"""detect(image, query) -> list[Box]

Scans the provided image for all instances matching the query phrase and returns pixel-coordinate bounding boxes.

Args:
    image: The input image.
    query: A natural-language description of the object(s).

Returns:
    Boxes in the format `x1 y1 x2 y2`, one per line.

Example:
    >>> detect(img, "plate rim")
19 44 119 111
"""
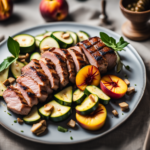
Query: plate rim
0 22 146 144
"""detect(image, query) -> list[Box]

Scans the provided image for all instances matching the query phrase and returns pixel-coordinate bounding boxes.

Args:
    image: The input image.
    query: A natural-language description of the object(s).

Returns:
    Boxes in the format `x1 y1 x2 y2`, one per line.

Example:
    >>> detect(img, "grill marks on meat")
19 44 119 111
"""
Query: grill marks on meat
17 76 48 102
39 58 60 90
49 48 76 83
21 59 53 94
41 51 69 87
3 86 31 115
16 83 38 107
67 48 86 73
77 36 117 73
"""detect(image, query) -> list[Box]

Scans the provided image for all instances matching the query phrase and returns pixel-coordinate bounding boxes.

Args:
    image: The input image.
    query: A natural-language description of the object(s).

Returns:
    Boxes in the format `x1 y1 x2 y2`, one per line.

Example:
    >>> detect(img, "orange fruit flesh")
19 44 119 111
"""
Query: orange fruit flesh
101 75 127 94
76 104 107 130
76 65 101 91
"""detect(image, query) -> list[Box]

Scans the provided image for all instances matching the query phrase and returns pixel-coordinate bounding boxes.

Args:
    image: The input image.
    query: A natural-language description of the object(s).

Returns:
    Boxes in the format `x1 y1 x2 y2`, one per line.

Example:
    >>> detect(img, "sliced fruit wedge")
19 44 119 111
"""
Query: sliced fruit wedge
0 68 9 82
76 65 101 91
51 31 73 48
76 94 99 115
77 31 90 41
76 103 107 130
23 106 41 124
54 86 73 106
84 85 110 105
49 100 72 122
13 34 35 53
73 89 86 105
0 82 7 97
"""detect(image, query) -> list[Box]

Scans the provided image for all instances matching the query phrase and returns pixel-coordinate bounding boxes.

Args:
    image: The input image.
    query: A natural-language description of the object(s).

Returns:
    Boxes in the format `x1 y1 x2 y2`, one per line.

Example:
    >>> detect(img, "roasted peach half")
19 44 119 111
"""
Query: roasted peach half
76 65 101 91
76 103 107 130
100 75 127 99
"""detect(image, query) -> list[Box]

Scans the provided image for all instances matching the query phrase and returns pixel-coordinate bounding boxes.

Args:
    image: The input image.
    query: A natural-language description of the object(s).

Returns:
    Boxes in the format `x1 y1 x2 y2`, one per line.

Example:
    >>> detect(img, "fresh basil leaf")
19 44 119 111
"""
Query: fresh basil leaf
120 37 124 42
100 32 110 44
0 56 17 72
7 37 20 58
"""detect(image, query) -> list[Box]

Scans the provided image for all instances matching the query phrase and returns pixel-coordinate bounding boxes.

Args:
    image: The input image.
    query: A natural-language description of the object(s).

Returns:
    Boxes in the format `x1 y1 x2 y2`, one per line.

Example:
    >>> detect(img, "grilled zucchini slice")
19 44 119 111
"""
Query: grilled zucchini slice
54 86 73 106
77 31 90 41
0 82 7 97
0 68 9 82
84 85 110 105
39 104 51 120
30 52 41 61
66 31 79 45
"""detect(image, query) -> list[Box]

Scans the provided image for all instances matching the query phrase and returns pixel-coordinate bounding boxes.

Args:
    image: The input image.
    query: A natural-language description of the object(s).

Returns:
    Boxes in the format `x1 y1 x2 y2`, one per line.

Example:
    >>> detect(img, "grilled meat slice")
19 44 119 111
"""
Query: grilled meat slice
16 83 38 107
99 47 117 70
3 86 31 115
67 48 86 73
49 48 76 83
17 76 48 102
41 51 69 87
39 58 59 90
21 59 53 94
68 46 89 65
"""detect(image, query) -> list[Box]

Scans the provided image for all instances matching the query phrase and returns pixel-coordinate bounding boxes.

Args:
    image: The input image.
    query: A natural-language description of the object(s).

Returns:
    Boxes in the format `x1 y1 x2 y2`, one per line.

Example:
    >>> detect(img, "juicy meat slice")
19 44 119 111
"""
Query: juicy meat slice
41 51 69 87
16 83 38 107
3 86 31 115
49 48 76 83
68 46 89 65
99 47 117 70
39 58 60 90
17 76 48 102
21 59 53 94
67 48 86 73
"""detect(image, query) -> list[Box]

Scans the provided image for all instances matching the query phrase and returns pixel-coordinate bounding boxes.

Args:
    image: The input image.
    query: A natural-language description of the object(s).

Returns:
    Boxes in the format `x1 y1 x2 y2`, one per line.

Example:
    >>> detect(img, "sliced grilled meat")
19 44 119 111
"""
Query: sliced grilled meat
49 48 76 83
17 76 48 102
67 48 86 73
39 58 59 90
68 46 89 65
41 51 69 87
3 86 31 115
21 59 53 94
16 83 38 107
99 47 117 70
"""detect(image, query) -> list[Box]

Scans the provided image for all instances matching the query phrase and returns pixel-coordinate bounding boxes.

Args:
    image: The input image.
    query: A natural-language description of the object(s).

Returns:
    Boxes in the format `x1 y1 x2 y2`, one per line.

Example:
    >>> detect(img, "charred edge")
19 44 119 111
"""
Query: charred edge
99 49 114 56
97 46 104 50
62 49 68 54
20 85 28 90
94 55 102 61
89 36 99 40
49 47 56 51
41 89 47 95
54 53 66 63
36 71 47 81
46 64 54 69
29 66 36 71
80 42 92 49
79 59 85 63
27 92 35 97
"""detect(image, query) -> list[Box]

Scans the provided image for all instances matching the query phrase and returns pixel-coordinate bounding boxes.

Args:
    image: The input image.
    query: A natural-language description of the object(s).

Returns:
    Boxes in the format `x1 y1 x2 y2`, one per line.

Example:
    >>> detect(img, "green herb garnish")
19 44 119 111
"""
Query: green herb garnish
70 136 73 140
135 84 137 86
7 112 12 116
100 32 129 52
14 120 17 123
21 130 24 133
58 126 68 132
0 37 20 72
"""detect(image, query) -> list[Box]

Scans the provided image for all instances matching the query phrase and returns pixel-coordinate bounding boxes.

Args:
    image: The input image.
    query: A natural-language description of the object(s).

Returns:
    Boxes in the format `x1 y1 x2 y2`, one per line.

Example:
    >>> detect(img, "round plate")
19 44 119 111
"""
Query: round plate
0 22 146 144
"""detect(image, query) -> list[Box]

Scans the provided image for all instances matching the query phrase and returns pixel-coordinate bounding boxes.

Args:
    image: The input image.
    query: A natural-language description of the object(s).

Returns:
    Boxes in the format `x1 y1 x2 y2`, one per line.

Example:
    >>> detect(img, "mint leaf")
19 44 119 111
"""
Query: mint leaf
0 57 17 72
7 37 20 57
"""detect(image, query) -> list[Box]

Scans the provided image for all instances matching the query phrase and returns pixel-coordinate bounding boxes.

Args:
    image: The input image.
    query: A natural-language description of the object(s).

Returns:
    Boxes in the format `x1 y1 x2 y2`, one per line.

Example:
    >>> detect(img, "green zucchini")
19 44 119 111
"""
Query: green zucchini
11 60 25 78
75 94 99 115
39 37 60 52
23 106 41 124
51 31 73 48
30 52 41 61
54 86 73 106
0 68 9 82
44 31 52 37
13 34 35 53
49 100 72 122
35 39 40 47
73 89 86 105
38 104 51 120
77 31 90 41
84 85 110 105
0 82 7 97
66 31 79 45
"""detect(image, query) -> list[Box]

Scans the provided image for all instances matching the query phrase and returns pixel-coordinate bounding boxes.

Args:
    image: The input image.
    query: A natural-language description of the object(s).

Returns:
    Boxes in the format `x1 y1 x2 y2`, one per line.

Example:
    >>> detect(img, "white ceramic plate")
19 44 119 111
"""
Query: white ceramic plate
0 22 146 144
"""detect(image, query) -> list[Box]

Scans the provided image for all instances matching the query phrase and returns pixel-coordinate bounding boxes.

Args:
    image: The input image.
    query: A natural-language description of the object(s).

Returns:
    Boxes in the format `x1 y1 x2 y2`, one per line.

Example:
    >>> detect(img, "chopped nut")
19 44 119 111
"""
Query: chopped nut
119 102 129 111
39 120 46 126
34 126 47 134
126 87 135 95
89 94 95 103
3 79 10 86
19 59 25 62
17 118 23 124
26 53 29 59
8 77 15 84
31 122 42 133
44 104 53 112
42 45 50 51
62 33 70 39
22 38 26 41
67 119 76 128
18 55 26 59
124 79 130 86
112 110 118 116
